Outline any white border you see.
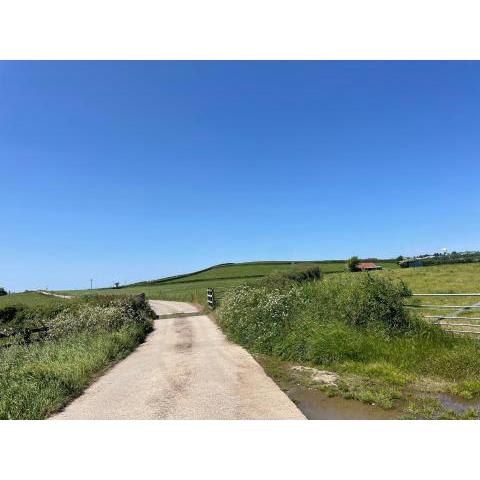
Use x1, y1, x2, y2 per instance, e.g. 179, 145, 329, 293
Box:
1, 1, 479, 478
0, 0, 480, 59
0, 420, 478, 479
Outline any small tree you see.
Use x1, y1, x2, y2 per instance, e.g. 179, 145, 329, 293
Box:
347, 256, 360, 272
396, 255, 404, 262
0, 287, 7, 296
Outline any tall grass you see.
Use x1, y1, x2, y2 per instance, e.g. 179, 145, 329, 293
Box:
217, 273, 480, 388
0, 295, 154, 419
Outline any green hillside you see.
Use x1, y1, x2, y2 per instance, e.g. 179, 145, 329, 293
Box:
3, 260, 480, 313
1, 259, 399, 308
49, 259, 398, 306
132, 259, 399, 285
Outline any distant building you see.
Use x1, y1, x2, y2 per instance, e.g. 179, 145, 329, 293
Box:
399, 259, 424, 268
355, 262, 383, 271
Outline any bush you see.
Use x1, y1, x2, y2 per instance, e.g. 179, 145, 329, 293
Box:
47, 294, 154, 339
216, 271, 480, 408
0, 306, 21, 325
0, 288, 7, 297
217, 274, 445, 367
218, 284, 305, 353
284, 264, 323, 283
0, 293, 154, 419
1, 294, 154, 343
303, 273, 414, 332
347, 256, 360, 272
0, 303, 67, 332
259, 264, 323, 288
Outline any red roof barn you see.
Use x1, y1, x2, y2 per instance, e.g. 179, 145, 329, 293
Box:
356, 262, 382, 271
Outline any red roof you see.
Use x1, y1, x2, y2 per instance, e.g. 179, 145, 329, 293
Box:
357, 262, 378, 269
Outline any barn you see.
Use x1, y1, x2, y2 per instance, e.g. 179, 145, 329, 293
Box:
355, 262, 383, 271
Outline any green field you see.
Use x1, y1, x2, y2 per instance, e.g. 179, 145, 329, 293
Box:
3, 260, 478, 313
383, 262, 480, 293
376, 264, 480, 322
0, 292, 68, 308
48, 259, 398, 306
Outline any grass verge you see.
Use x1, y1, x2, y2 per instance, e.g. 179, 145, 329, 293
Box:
215, 272, 480, 419
0, 295, 154, 419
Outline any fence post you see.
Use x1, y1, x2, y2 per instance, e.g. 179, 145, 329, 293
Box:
22, 329, 31, 345
207, 288, 215, 309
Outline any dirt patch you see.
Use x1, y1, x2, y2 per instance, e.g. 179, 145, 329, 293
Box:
291, 366, 339, 385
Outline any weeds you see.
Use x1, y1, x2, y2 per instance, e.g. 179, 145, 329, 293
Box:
403, 397, 479, 420
449, 380, 480, 400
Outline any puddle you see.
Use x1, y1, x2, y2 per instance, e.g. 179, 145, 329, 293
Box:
287, 386, 398, 420
435, 393, 480, 414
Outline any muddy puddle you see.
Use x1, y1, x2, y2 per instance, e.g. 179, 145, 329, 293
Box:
287, 386, 480, 419
287, 386, 399, 420
435, 393, 480, 414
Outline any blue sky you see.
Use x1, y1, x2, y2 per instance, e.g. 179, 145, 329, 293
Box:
1, 61, 479, 291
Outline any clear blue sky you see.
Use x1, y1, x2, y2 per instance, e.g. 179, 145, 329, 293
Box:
1, 61, 479, 291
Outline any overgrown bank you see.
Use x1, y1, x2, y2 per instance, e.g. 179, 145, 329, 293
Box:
0, 295, 155, 419
216, 272, 480, 419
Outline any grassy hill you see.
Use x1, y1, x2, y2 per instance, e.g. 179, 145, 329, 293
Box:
133, 259, 399, 285
46, 259, 398, 306
2, 259, 398, 305
5, 258, 479, 310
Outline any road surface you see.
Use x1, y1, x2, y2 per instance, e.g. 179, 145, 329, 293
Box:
39, 291, 72, 299
52, 300, 305, 420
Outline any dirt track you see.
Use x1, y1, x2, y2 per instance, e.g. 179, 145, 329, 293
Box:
52, 300, 305, 420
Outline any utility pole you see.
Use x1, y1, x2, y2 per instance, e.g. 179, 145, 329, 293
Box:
90, 278, 93, 290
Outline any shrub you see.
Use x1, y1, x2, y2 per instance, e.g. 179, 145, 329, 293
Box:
1, 294, 154, 344
0, 303, 68, 333
219, 275, 416, 349
0, 293, 155, 418
47, 294, 154, 339
0, 288, 7, 297
283, 264, 322, 283
347, 256, 360, 272
0, 306, 21, 325
259, 264, 323, 288
304, 273, 414, 332
218, 284, 305, 353
217, 273, 437, 367
217, 271, 480, 397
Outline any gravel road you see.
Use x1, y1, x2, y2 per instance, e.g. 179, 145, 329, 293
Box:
52, 300, 305, 420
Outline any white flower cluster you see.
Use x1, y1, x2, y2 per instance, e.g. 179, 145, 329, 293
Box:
218, 284, 306, 349
47, 304, 142, 339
